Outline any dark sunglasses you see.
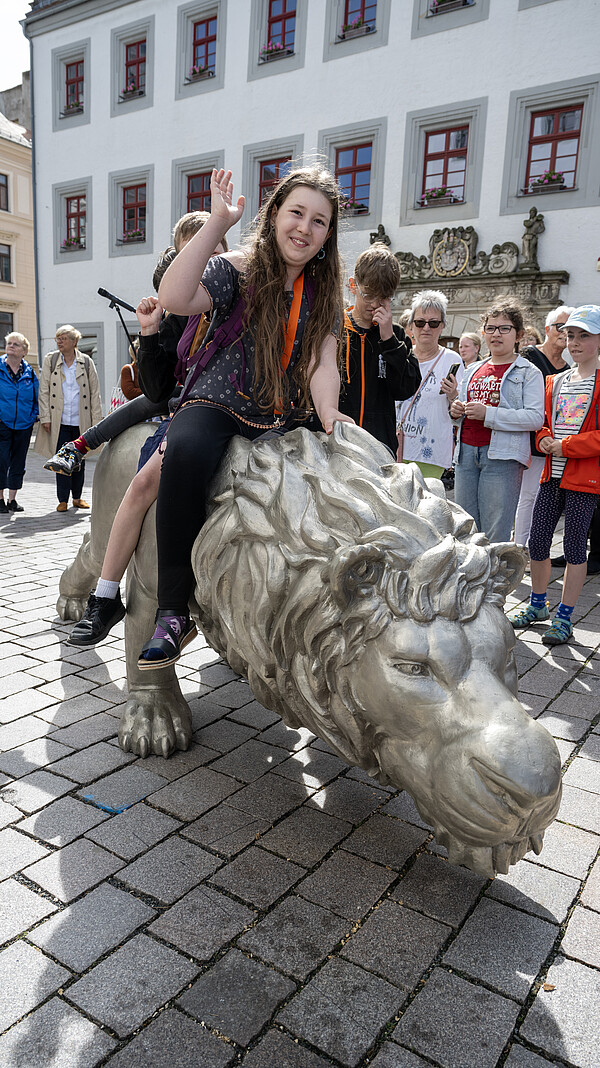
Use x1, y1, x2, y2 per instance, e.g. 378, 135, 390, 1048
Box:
413, 318, 443, 329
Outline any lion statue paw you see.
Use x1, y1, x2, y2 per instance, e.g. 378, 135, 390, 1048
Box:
56, 593, 88, 622
118, 689, 192, 758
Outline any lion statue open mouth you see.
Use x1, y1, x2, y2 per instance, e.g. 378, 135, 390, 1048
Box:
58, 422, 561, 879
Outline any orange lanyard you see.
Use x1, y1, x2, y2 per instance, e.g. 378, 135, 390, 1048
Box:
281, 272, 304, 372
344, 310, 367, 426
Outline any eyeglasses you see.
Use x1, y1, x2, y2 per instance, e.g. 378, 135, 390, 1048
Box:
483, 324, 516, 335
553, 323, 567, 331
354, 282, 385, 306
413, 318, 443, 329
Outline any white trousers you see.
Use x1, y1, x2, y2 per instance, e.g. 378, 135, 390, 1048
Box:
513, 455, 546, 546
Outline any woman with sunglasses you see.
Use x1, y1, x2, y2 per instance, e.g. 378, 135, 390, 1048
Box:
396, 289, 460, 479
450, 299, 544, 542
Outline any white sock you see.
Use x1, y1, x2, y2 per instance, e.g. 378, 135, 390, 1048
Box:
95, 579, 120, 600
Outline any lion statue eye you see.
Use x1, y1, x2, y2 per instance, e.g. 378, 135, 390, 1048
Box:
395, 662, 430, 677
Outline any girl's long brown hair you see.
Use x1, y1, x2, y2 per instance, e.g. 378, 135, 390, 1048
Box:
240, 163, 344, 413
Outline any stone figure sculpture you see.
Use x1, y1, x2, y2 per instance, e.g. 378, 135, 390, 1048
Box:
520, 206, 545, 272
58, 423, 562, 878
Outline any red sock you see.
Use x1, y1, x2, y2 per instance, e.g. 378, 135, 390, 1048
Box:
73, 436, 89, 454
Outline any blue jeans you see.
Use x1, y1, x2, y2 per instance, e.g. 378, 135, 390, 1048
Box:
455, 443, 524, 543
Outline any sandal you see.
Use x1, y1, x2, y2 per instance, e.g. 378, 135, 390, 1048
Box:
542, 618, 572, 646
137, 613, 197, 670
507, 602, 549, 628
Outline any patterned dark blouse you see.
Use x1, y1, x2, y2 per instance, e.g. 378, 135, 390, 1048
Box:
186, 256, 312, 422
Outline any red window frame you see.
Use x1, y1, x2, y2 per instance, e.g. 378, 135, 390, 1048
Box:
187, 172, 212, 213
65, 59, 84, 107
122, 184, 146, 236
525, 105, 582, 190
258, 157, 292, 206
267, 1, 296, 49
421, 125, 468, 200
335, 142, 372, 211
344, 0, 377, 27
124, 38, 146, 93
66, 195, 86, 244
0, 174, 8, 212
192, 17, 217, 73
0, 244, 11, 284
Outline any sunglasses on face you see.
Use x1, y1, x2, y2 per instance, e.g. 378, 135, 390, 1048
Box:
413, 318, 443, 329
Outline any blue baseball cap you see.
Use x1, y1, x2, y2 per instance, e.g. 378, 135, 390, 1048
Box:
563, 305, 600, 335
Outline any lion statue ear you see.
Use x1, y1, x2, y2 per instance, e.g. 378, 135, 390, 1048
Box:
324, 544, 387, 608
490, 542, 527, 598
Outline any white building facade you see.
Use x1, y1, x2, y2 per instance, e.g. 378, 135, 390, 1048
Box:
24, 0, 600, 399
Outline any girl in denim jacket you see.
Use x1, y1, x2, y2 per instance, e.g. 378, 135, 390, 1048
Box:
450, 299, 544, 542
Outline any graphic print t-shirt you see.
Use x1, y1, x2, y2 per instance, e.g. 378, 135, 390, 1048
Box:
551, 371, 595, 479
395, 347, 461, 469
461, 361, 512, 446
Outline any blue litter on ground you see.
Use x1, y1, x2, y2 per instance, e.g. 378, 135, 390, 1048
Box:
82, 795, 136, 814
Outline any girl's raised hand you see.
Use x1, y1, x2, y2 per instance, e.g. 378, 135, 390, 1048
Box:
210, 168, 245, 230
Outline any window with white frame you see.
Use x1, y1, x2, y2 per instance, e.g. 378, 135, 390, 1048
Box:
400, 98, 487, 224
258, 157, 292, 206
52, 178, 93, 265
500, 75, 600, 215
51, 39, 90, 131
0, 244, 11, 284
176, 1, 226, 97
0, 175, 8, 213
411, 0, 488, 38
248, 0, 307, 80
319, 119, 386, 229
0, 311, 14, 348
108, 166, 154, 258
171, 151, 224, 226
323, 0, 391, 60
335, 143, 372, 215
111, 18, 154, 116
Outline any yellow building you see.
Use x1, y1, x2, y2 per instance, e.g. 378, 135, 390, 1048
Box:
0, 111, 36, 361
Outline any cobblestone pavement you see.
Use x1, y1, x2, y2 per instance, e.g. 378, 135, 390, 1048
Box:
0, 451, 598, 1068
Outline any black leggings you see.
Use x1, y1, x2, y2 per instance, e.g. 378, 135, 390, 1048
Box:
83, 394, 167, 450
155, 404, 265, 611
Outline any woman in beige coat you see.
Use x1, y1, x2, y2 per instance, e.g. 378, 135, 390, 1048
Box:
35, 325, 102, 511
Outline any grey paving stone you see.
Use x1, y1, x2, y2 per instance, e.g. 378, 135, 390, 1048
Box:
443, 897, 558, 1000
179, 949, 295, 1046
344, 766, 396, 793
18, 795, 109, 845
519, 659, 577, 697
487, 858, 580, 924
381, 791, 433, 830
240, 1030, 332, 1068
342, 900, 451, 992
0, 995, 117, 1067
105, 1007, 235, 1068
0, 713, 54, 751
68, 933, 198, 1038
390, 853, 485, 927
209, 845, 305, 908
0, 769, 73, 813
0, 671, 45, 701
0, 878, 57, 944
527, 819, 599, 878
521, 955, 600, 1068
369, 1047, 432, 1068
0, 653, 43, 678
555, 737, 577, 765
181, 802, 271, 857
503, 1045, 558, 1068
227, 701, 280, 730
393, 968, 520, 1068
49, 741, 136, 784
548, 692, 600, 721
563, 755, 600, 793
239, 894, 350, 979
85, 801, 181, 860
0, 737, 73, 778
272, 747, 346, 790
0, 687, 58, 722
0, 798, 20, 828
49, 711, 119, 748
148, 766, 241, 820
28, 881, 156, 971
0, 940, 70, 1031
581, 855, 600, 911
226, 773, 309, 821
579, 733, 600, 761
343, 813, 429, 869
0, 826, 49, 879
297, 848, 395, 920
560, 904, 600, 967
210, 738, 289, 782
557, 783, 600, 833
148, 884, 255, 960
118, 835, 220, 903
78, 765, 170, 813
278, 957, 400, 1067
257, 720, 315, 750
258, 806, 351, 867
39, 674, 99, 701
197, 663, 239, 689
38, 693, 113, 728
23, 838, 124, 903
209, 678, 255, 708
536, 710, 589, 742
129, 742, 218, 781
307, 777, 388, 823
194, 718, 256, 754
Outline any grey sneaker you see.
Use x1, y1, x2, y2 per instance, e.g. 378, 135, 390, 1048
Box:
44, 442, 85, 475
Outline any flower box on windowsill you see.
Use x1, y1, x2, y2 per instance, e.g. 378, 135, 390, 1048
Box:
419, 194, 462, 207
259, 46, 294, 63
428, 0, 474, 16
59, 104, 84, 118
185, 68, 215, 83
119, 89, 145, 102
342, 204, 369, 216
339, 24, 374, 40
117, 232, 146, 245
60, 241, 85, 252
523, 182, 567, 195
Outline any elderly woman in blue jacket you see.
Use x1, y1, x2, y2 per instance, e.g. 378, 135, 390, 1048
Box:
0, 332, 39, 514
450, 299, 544, 542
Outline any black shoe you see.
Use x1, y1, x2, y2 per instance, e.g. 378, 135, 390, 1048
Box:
67, 591, 126, 646
551, 555, 566, 567
587, 558, 600, 575
0, 500, 7, 514
7, 500, 24, 512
